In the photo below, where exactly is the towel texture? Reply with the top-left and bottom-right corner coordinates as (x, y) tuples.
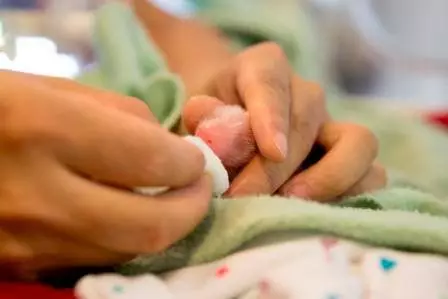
(76, 1), (448, 275)
(118, 188), (448, 274)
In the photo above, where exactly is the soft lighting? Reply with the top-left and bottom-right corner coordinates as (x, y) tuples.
(0, 36), (80, 78)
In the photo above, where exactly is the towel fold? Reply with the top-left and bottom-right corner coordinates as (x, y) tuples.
(77, 2), (185, 129)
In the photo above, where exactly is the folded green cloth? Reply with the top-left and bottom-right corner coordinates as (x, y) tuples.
(118, 188), (448, 274)
(77, 2), (448, 275)
(78, 2), (185, 129)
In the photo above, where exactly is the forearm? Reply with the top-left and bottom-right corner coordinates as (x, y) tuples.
(132, 0), (234, 96)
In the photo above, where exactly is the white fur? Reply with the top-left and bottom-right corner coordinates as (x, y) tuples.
(198, 105), (246, 131)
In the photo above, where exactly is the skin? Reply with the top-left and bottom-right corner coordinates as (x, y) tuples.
(0, 0), (386, 279)
(133, 0), (386, 201)
(0, 71), (212, 279)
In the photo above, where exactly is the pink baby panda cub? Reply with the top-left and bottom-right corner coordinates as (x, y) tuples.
(183, 96), (257, 178)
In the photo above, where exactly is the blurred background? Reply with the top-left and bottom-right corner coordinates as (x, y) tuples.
(0, 0), (447, 109)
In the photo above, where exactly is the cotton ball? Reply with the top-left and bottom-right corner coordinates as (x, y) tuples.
(135, 136), (229, 197)
(183, 135), (229, 196)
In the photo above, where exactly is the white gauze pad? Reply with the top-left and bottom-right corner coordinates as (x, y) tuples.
(135, 136), (229, 197)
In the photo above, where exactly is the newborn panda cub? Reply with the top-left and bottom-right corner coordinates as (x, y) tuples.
(190, 105), (256, 195)
(194, 105), (256, 172)
(136, 105), (255, 197)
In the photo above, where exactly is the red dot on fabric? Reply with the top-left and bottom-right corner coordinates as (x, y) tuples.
(321, 237), (338, 250)
(215, 266), (229, 278)
(259, 280), (270, 292)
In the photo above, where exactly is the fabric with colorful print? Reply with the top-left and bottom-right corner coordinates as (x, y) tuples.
(75, 237), (448, 299)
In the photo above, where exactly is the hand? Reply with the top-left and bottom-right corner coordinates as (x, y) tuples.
(0, 71), (212, 280)
(182, 42), (386, 201)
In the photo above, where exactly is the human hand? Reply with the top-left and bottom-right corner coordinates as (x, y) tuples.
(0, 71), (212, 280)
(182, 42), (386, 201)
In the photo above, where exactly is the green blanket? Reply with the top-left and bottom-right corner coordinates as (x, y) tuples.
(76, 2), (448, 275)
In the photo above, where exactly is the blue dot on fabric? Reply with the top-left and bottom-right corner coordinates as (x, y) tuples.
(112, 285), (125, 294)
(380, 257), (397, 273)
(325, 294), (339, 299)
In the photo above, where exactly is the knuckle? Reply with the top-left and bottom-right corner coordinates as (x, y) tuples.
(290, 112), (313, 136)
(238, 43), (291, 100)
(244, 69), (290, 101)
(289, 102), (315, 136)
(256, 71), (289, 99)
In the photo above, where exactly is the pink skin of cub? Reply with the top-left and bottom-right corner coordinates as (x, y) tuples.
(194, 105), (256, 174)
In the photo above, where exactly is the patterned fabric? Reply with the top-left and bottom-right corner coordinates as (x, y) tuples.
(76, 238), (448, 299)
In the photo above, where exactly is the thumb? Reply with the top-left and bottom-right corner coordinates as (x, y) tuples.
(182, 95), (225, 133)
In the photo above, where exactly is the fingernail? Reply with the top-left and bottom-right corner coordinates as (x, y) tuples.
(275, 133), (288, 159)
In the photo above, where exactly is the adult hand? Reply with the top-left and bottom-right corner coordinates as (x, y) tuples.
(0, 71), (212, 279)
(182, 42), (386, 201)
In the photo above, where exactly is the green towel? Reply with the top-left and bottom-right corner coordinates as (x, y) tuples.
(76, 2), (448, 276)
(191, 0), (323, 82)
(77, 2), (184, 129)
(118, 188), (448, 274)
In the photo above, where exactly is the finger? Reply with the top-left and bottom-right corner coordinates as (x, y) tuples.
(63, 100), (204, 188)
(182, 95), (225, 133)
(236, 43), (292, 161)
(279, 122), (379, 201)
(23, 85), (205, 188)
(341, 162), (387, 197)
(53, 170), (213, 254)
(227, 78), (324, 196)
(8, 71), (156, 122)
